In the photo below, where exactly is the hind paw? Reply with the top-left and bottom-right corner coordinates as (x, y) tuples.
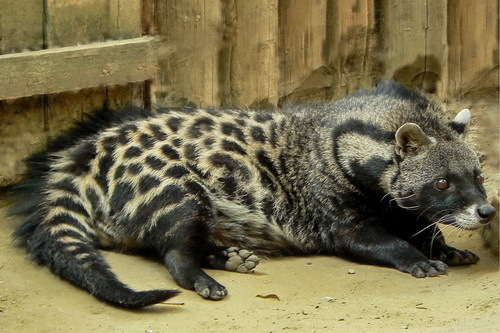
(222, 247), (260, 273)
(223, 247), (260, 273)
(205, 246), (260, 272)
(409, 260), (448, 278)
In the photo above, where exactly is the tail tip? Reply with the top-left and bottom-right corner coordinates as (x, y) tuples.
(107, 288), (182, 309)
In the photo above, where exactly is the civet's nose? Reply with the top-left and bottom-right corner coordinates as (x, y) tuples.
(477, 204), (497, 224)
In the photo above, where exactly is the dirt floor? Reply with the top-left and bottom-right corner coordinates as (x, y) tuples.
(0, 200), (498, 333)
(0, 98), (498, 333)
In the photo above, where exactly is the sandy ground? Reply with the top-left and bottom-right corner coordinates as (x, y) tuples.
(0, 200), (498, 333)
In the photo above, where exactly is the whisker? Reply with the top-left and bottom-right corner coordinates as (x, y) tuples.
(430, 209), (456, 223)
(410, 221), (438, 238)
(416, 206), (433, 222)
(429, 223), (443, 256)
(400, 205), (420, 211)
(398, 193), (417, 200)
(380, 192), (392, 202)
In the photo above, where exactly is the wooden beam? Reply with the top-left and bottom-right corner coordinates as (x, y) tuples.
(0, 36), (170, 100)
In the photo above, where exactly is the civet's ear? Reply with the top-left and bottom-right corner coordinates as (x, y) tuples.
(448, 109), (471, 140)
(395, 123), (433, 159)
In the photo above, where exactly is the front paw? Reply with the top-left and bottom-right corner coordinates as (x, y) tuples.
(194, 277), (228, 300)
(408, 260), (448, 278)
(433, 247), (479, 266)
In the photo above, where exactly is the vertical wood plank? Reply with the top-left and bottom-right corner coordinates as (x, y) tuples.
(45, 0), (109, 47)
(44, 0), (108, 135)
(0, 0), (43, 54)
(0, 0), (45, 184)
(378, 0), (447, 97)
(228, 0), (279, 108)
(142, 0), (156, 35)
(106, 0), (145, 106)
(108, 0), (143, 39)
(0, 98), (46, 184)
(278, 0), (328, 105)
(326, 0), (376, 99)
(0, 0), (44, 53)
(155, 0), (223, 108)
(447, 0), (499, 98)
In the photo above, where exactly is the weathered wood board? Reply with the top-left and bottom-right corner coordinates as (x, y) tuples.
(0, 37), (164, 100)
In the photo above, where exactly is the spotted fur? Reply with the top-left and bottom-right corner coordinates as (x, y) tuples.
(8, 82), (496, 308)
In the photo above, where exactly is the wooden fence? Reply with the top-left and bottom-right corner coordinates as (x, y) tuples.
(0, 0), (498, 184)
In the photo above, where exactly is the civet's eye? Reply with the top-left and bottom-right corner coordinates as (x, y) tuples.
(435, 178), (450, 190)
(476, 173), (485, 185)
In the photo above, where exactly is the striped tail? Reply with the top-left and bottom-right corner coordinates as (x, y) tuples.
(12, 211), (180, 308)
(9, 178), (180, 309)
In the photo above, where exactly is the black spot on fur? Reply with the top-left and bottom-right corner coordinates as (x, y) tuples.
(116, 124), (139, 145)
(145, 155), (167, 170)
(251, 126), (267, 143)
(254, 113), (273, 123)
(184, 180), (211, 209)
(261, 198), (274, 218)
(127, 163), (143, 175)
(95, 153), (114, 193)
(138, 175), (161, 194)
(258, 168), (277, 192)
(235, 118), (246, 126)
(110, 181), (135, 214)
(219, 175), (238, 195)
(240, 191), (255, 208)
(204, 137), (215, 148)
(221, 140), (247, 155)
(157, 185), (186, 206)
(124, 146), (143, 159)
(269, 122), (278, 147)
(149, 124), (168, 141)
(161, 144), (181, 160)
(113, 165), (126, 180)
(184, 144), (199, 160)
(122, 124), (139, 132)
(186, 162), (210, 179)
(117, 128), (130, 145)
(256, 150), (279, 177)
(172, 138), (183, 147)
(221, 122), (247, 143)
(139, 133), (155, 149)
(165, 165), (190, 178)
(210, 153), (251, 180)
(188, 117), (215, 138)
(166, 117), (184, 133)
(101, 136), (118, 153)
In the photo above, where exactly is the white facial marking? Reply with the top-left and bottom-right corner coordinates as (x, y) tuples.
(451, 204), (484, 230)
